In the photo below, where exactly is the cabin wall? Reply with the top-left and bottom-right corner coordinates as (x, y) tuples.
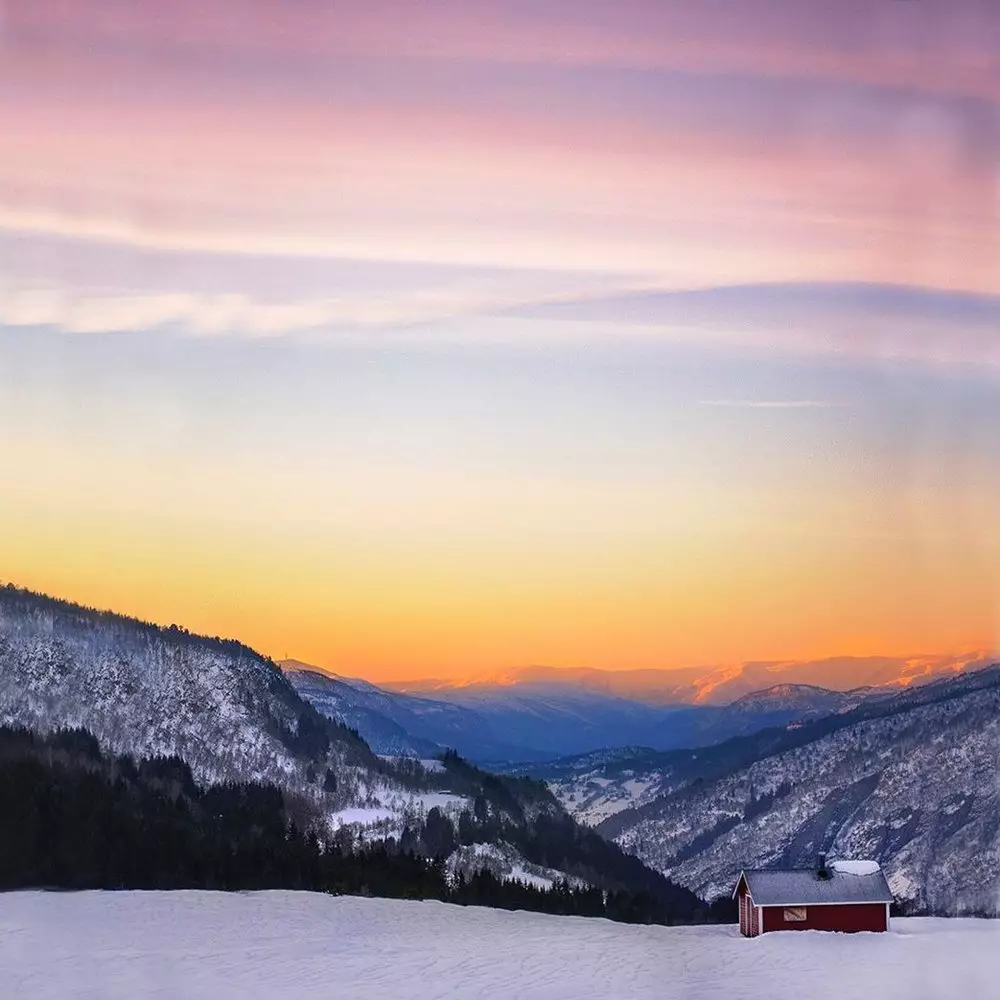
(761, 903), (887, 934)
(737, 883), (760, 937)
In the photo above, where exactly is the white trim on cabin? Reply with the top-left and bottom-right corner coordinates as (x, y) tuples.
(747, 899), (893, 907)
(732, 871), (745, 899)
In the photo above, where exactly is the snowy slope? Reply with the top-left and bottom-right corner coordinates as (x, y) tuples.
(0, 586), (447, 821)
(548, 667), (1000, 914)
(445, 841), (587, 891)
(0, 587), (674, 899)
(2, 891), (997, 1000)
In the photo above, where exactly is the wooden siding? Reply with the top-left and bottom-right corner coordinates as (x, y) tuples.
(737, 880), (760, 937)
(761, 902), (888, 934)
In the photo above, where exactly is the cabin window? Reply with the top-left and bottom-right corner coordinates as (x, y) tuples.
(783, 907), (807, 921)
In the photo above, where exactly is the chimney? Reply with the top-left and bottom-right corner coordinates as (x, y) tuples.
(817, 854), (831, 880)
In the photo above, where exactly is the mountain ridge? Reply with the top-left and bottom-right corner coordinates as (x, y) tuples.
(540, 664), (1000, 914)
(284, 660), (887, 764)
(0, 583), (711, 917)
(376, 653), (994, 706)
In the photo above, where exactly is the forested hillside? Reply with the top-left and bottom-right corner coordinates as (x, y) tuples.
(545, 666), (1000, 914)
(0, 726), (724, 924)
(0, 585), (721, 924)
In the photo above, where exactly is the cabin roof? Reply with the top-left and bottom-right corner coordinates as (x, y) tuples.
(734, 861), (894, 906)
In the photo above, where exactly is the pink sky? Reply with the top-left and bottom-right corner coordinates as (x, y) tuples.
(1, 1), (997, 679)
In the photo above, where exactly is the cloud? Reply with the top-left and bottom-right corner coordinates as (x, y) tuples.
(8, 0), (1000, 102)
(698, 400), (846, 409)
(508, 282), (1000, 369)
(0, 287), (514, 336)
(0, 282), (1000, 378)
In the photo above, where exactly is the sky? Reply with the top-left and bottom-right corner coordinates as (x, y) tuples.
(1, 1), (998, 681)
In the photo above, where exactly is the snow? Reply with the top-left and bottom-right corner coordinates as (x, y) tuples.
(328, 806), (397, 829)
(830, 859), (881, 875)
(408, 792), (466, 812)
(508, 866), (558, 890)
(328, 792), (468, 833)
(375, 756), (447, 773)
(3, 892), (999, 1000)
(446, 842), (581, 890)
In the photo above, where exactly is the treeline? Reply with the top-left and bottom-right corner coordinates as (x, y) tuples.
(0, 727), (728, 925)
(0, 583), (376, 775)
(0, 582), (261, 664)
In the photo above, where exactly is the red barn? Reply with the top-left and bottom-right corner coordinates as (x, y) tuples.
(733, 858), (893, 936)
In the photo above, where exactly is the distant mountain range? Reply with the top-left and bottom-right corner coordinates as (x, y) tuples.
(284, 650), (995, 765)
(535, 665), (1000, 915)
(284, 662), (877, 764)
(384, 654), (994, 705)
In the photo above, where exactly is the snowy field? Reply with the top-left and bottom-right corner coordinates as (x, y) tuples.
(2, 891), (998, 1000)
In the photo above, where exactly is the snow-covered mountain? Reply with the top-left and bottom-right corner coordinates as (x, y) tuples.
(0, 585), (706, 911)
(390, 654), (994, 705)
(285, 664), (444, 759)
(286, 662), (870, 763)
(542, 666), (1000, 914)
(0, 585), (405, 814)
(285, 664), (543, 762)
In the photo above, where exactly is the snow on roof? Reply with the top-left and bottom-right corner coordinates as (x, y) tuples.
(735, 862), (894, 906)
(829, 859), (880, 876)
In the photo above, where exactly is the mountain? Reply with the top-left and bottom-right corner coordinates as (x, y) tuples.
(286, 662), (868, 764)
(541, 665), (1000, 915)
(388, 654), (993, 705)
(287, 662), (692, 762)
(0, 584), (709, 917)
(284, 663), (544, 762)
(725, 683), (855, 714)
(0, 586), (368, 792)
(0, 585), (520, 836)
(284, 663), (443, 759)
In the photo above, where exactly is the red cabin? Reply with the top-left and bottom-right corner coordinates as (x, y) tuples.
(733, 858), (893, 937)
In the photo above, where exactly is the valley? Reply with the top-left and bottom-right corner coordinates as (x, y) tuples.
(3, 582), (998, 922)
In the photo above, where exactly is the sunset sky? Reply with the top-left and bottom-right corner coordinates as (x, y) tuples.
(1, 0), (998, 681)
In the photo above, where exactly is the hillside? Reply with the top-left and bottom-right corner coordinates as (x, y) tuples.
(285, 664), (534, 761)
(0, 585), (706, 918)
(0, 725), (698, 922)
(3, 893), (995, 1000)
(0, 585), (394, 811)
(543, 665), (1000, 914)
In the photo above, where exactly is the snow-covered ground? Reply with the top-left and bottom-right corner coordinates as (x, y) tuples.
(445, 841), (584, 891)
(2, 891), (997, 999)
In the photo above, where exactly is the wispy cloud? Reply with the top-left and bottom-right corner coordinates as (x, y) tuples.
(0, 287), (516, 336)
(698, 399), (846, 409)
(511, 283), (1000, 369)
